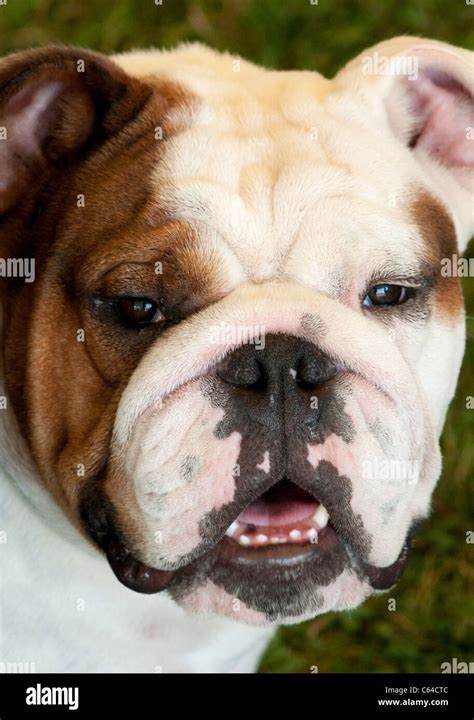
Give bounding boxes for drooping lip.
[94,478,414,595]
[357,542,410,590]
[103,528,410,594]
[105,539,176,594]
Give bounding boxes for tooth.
[256,534,268,544]
[314,505,329,529]
[270,537,281,544]
[289,529,302,540]
[239,535,250,546]
[307,528,318,541]
[225,521,239,537]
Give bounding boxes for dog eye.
[363,284,415,308]
[114,297,165,328]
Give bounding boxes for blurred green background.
[0,0,472,673]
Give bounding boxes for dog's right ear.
[0,46,152,216]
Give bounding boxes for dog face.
[1,38,472,625]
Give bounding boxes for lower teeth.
[225,524,320,547]
[224,503,329,547]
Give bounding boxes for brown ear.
[0,46,152,215]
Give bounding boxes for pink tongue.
[238,498,318,527]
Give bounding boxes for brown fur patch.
[408,189,463,322]
[0,49,220,531]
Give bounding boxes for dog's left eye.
[363,284,415,308]
[114,297,166,328]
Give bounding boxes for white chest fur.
[0,468,273,673]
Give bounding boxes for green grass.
[0,0,473,76]
[0,0,472,673]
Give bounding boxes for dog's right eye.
[113,297,166,329]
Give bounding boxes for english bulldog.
[0,36,472,673]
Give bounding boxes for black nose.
[216,334,337,390]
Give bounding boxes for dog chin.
[172,570,375,626]
[165,538,410,625]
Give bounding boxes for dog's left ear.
[335,37,473,251]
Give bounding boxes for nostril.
[216,353,265,388]
[215,337,337,393]
[295,355,337,386]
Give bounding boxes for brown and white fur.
[0,37,472,672]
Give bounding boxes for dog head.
[1,37,472,624]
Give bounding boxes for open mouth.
[84,476,413,596]
[223,479,329,548]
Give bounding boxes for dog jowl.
[0,38,472,626]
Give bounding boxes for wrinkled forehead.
[68,184,434,304]
[121,55,443,282]
[53,59,452,292]
[73,174,438,305]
